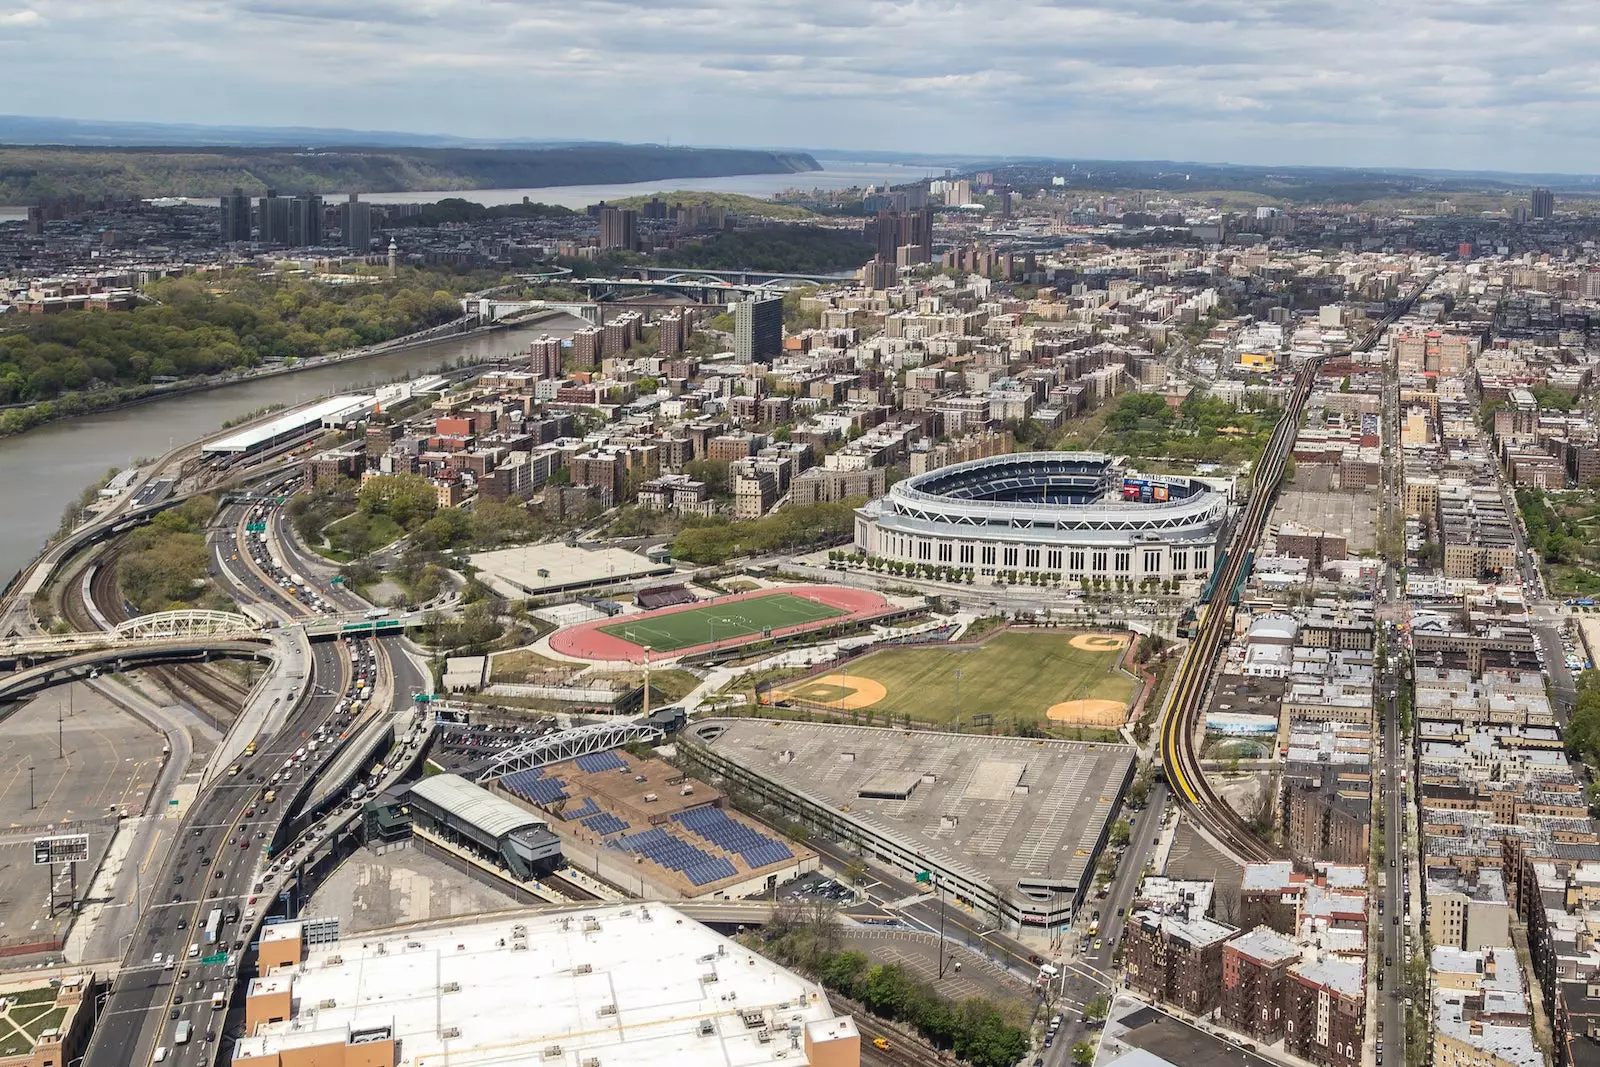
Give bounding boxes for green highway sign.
[914,870,931,884]
[329,576,345,585]
[202,952,227,965]
[245,523,266,533]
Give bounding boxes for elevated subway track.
[1159,276,1437,866]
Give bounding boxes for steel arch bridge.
[114,610,258,641]
[476,718,665,782]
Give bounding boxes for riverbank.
[0,317,586,588]
[0,314,517,440]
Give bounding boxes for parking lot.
[0,682,162,956]
[0,681,167,826]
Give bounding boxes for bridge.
[466,299,601,325]
[629,265,848,286]
[1,609,262,661]
[0,636,275,704]
[476,718,665,781]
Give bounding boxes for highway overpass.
[0,636,275,704]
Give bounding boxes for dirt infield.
[769,673,889,710]
[1046,698,1130,727]
[1069,632,1130,653]
[761,629,1137,728]
[548,585,894,664]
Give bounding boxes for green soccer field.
[596,592,848,652]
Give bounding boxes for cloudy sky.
[1,0,1597,173]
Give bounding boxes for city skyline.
[2,0,1600,173]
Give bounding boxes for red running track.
[549,585,892,663]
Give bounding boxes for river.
[0,160,935,220]
[0,317,587,590]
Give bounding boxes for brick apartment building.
[790,467,886,505]
[1240,862,1310,935]
[1285,773,1372,867]
[1122,912,1235,1017]
[1284,958,1366,1067]
[1222,927,1302,1042]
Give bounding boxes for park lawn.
[17,1007,65,1040]
[835,631,1137,727]
[597,592,847,652]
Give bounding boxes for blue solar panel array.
[673,807,795,869]
[582,812,629,835]
[573,751,629,774]
[560,798,600,821]
[611,828,737,886]
[501,767,568,806]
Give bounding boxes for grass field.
[596,592,847,652]
[772,631,1137,728]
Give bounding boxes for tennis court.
[596,592,847,652]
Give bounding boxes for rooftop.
[235,904,850,1067]
[690,719,1134,900]
[407,773,551,840]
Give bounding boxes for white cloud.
[1,0,1600,172]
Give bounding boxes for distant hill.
[0,144,822,203]
[0,114,606,148]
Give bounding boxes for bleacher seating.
[500,767,569,806]
[581,812,629,835]
[573,751,629,774]
[610,828,737,886]
[672,807,794,869]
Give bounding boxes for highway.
[83,478,430,1067]
[1159,274,1438,866]
[85,638,350,1067]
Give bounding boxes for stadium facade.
[853,452,1229,582]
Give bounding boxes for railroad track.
[1160,275,1438,865]
[63,542,252,724]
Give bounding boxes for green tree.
[1072,1041,1096,1065]
[359,473,438,530]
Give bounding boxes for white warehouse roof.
[234,904,853,1067]
[202,394,374,455]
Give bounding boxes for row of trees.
[827,552,1183,595]
[760,901,1029,1067]
[0,270,465,407]
[670,502,858,564]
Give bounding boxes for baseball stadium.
[853,451,1229,582]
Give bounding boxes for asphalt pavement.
[84,637,350,1067]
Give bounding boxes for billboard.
[33,834,89,865]
[1153,484,1170,502]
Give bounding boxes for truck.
[204,908,223,946]
[359,686,373,702]
[365,607,390,619]
[263,789,277,805]
[211,992,226,1010]
[174,1021,191,1046]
